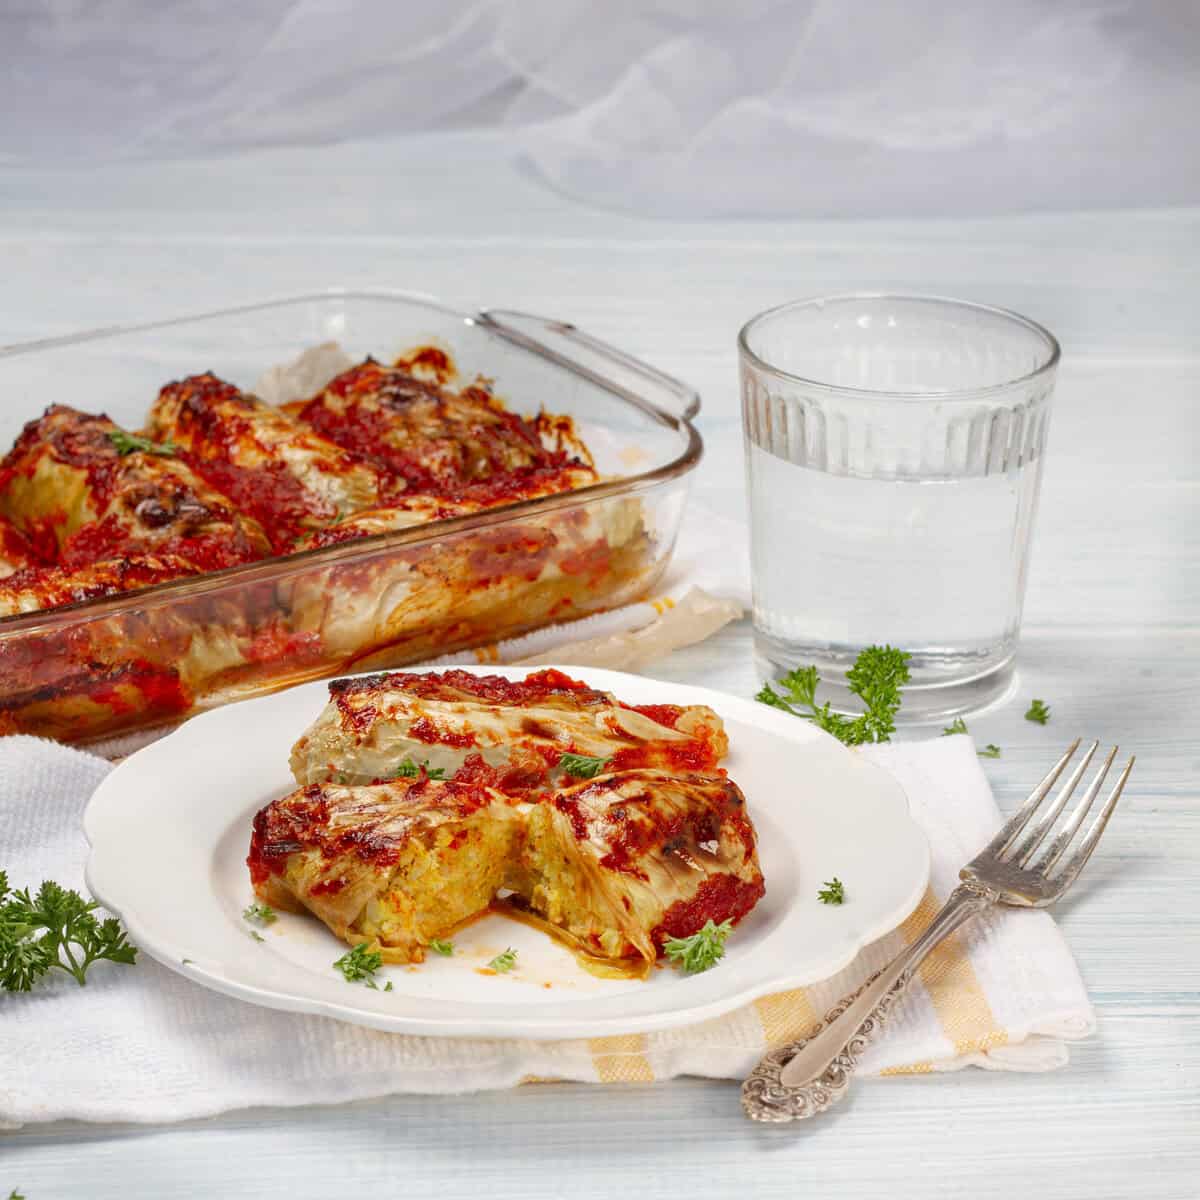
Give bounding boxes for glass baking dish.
[0,291,702,744]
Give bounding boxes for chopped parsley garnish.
[428,938,455,956]
[756,646,911,746]
[1025,699,1051,725]
[248,930,265,943]
[394,758,446,780]
[942,717,968,736]
[107,430,178,457]
[558,752,612,779]
[488,947,518,973]
[0,872,137,992]
[333,942,383,984]
[664,919,732,974]
[818,878,845,905]
[384,980,394,992]
[979,744,1002,759]
[242,901,277,927]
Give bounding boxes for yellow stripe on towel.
[753,987,821,1047]
[900,887,1008,1059]
[588,1034,655,1083]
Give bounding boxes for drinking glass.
[739,293,1060,722]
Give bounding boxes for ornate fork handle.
[742,882,997,1123]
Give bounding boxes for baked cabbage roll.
[295,358,591,492]
[247,777,524,963]
[0,405,270,569]
[146,373,391,551]
[288,668,728,790]
[294,464,601,551]
[247,768,764,972]
[0,515,37,580]
[514,769,764,966]
[0,553,203,618]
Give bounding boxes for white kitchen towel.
[0,733,1094,1127]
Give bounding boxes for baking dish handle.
[475,310,701,423]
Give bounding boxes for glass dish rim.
[737,291,1061,402]
[0,288,703,634]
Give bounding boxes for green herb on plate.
[242,901,277,927]
[817,878,845,905]
[334,942,382,984]
[942,717,968,736]
[979,744,1002,759]
[663,919,732,974]
[488,947,518,973]
[1025,699,1051,725]
[428,938,455,956]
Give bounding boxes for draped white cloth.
[2,1,1196,215]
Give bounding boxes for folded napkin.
[0,731,1094,1127]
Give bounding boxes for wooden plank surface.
[2,132,1197,1199]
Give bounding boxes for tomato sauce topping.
[651,873,766,948]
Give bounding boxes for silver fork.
[742,739,1134,1123]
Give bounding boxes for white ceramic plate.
[84,665,929,1040]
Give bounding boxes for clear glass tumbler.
[740,293,1060,722]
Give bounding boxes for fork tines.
[971,739,1134,899]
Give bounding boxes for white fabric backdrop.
[3,0,1196,216]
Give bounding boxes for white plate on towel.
[84,665,929,1040]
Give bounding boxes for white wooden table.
[3,134,1197,1199]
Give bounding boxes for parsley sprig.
[1025,699,1051,725]
[979,744,1002,758]
[428,938,454,956]
[488,947,518,973]
[558,752,613,779]
[333,942,382,984]
[663,918,732,974]
[107,430,178,457]
[757,646,911,745]
[243,901,277,927]
[1,872,137,991]
[818,878,845,905]
[942,717,968,736]
[394,758,446,780]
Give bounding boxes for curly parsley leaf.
[818,878,845,905]
[942,717,968,736]
[979,744,1002,759]
[242,901,277,927]
[756,646,911,746]
[107,429,178,457]
[333,942,383,984]
[1025,699,1051,725]
[428,938,454,956]
[558,752,612,779]
[664,919,732,974]
[1,874,137,991]
[487,947,518,973]
[394,758,447,780]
